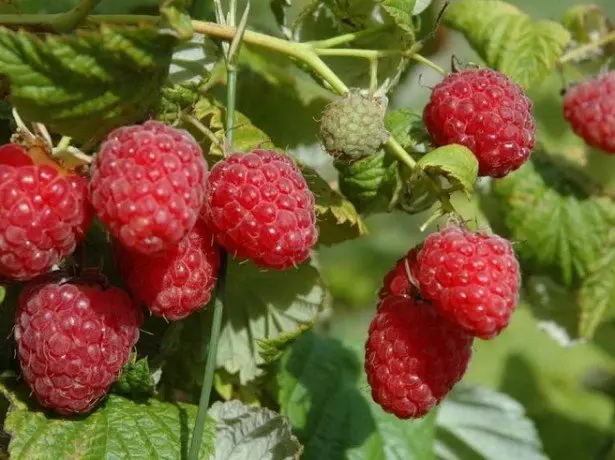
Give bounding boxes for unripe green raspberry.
[320,90,390,161]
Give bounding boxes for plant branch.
[0,0,101,32]
[187,253,227,460]
[560,30,615,64]
[306,24,392,49]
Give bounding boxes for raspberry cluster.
[5,120,318,414]
[366,225,520,419]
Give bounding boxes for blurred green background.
[310,1,615,459]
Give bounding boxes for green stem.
[306,24,392,49]
[226,68,237,148]
[314,47,402,59]
[187,253,227,460]
[409,54,447,75]
[0,0,101,32]
[84,14,157,25]
[385,138,455,214]
[560,30,615,64]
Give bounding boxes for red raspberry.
[563,72,615,153]
[115,220,220,320]
[423,69,536,177]
[14,280,143,415]
[365,295,472,419]
[0,144,91,281]
[89,121,207,255]
[202,149,318,270]
[378,248,419,299]
[415,227,520,339]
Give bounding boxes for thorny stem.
[560,30,615,64]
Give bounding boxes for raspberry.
[115,220,220,320]
[14,279,143,415]
[89,121,207,255]
[563,72,615,153]
[423,69,536,178]
[320,90,389,161]
[378,248,419,300]
[202,149,318,270]
[415,226,520,339]
[365,295,472,419]
[0,144,91,281]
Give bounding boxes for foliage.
[0,0,614,459]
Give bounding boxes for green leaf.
[335,151,398,215]
[0,378,215,460]
[217,258,324,384]
[489,157,615,286]
[0,25,176,141]
[275,331,435,460]
[417,145,478,197]
[160,0,194,41]
[381,0,417,38]
[578,240,615,340]
[562,4,613,47]
[385,108,432,152]
[163,259,324,388]
[169,34,219,84]
[302,165,369,245]
[209,400,303,459]
[444,0,571,88]
[113,356,157,398]
[192,98,271,158]
[436,384,547,460]
[258,327,312,364]
[0,286,5,304]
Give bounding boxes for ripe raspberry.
[89,121,207,255]
[115,220,220,320]
[563,72,615,153]
[365,295,472,419]
[378,248,419,299]
[415,226,520,339]
[0,144,91,281]
[320,90,390,161]
[202,149,318,270]
[423,69,536,177]
[14,280,143,415]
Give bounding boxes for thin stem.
[53,0,102,32]
[181,113,224,150]
[84,14,157,25]
[314,48,400,59]
[560,30,615,64]
[369,59,378,93]
[187,254,228,460]
[386,138,455,214]
[0,0,101,32]
[307,24,391,49]
[409,54,447,75]
[226,69,237,148]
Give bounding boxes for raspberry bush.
[0,0,612,459]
